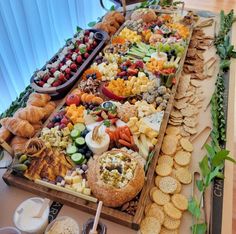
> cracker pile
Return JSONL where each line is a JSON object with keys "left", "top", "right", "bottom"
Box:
{"left": 183, "top": 28, "right": 214, "bottom": 80}
{"left": 169, "top": 73, "right": 203, "bottom": 137}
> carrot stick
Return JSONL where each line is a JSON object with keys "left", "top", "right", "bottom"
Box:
{"left": 124, "top": 127, "right": 131, "bottom": 138}
{"left": 121, "top": 133, "right": 131, "bottom": 142}
{"left": 130, "top": 136, "right": 134, "bottom": 146}
{"left": 114, "top": 130, "right": 119, "bottom": 141}
{"left": 118, "top": 139, "right": 132, "bottom": 148}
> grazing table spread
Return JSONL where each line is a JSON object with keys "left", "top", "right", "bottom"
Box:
{"left": 0, "top": 2, "right": 236, "bottom": 234}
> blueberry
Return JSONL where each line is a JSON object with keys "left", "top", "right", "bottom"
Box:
{"left": 86, "top": 74, "right": 91, "bottom": 79}
{"left": 123, "top": 76, "right": 128, "bottom": 80}
{"left": 81, "top": 129, "right": 89, "bottom": 137}
{"left": 82, "top": 164, "right": 88, "bottom": 171}
{"left": 78, "top": 148, "right": 86, "bottom": 154}
{"left": 52, "top": 117, "right": 57, "bottom": 123}
{"left": 55, "top": 116, "right": 61, "bottom": 122}
{"left": 122, "top": 65, "right": 127, "bottom": 71}
{"left": 85, "top": 150, "right": 93, "bottom": 159}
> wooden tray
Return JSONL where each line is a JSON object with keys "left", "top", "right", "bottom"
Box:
{"left": 3, "top": 13, "right": 194, "bottom": 230}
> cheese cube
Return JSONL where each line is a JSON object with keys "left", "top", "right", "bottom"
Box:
{"left": 72, "top": 175, "right": 82, "bottom": 184}
{"left": 65, "top": 176, "right": 73, "bottom": 184}
{"left": 83, "top": 188, "right": 91, "bottom": 196}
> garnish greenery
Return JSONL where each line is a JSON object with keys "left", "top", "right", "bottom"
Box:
{"left": 189, "top": 10, "right": 236, "bottom": 234}
{"left": 188, "top": 145, "right": 236, "bottom": 234}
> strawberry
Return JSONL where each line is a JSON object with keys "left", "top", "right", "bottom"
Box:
{"left": 50, "top": 68, "right": 57, "bottom": 74}
{"left": 93, "top": 41, "right": 97, "bottom": 47}
{"left": 70, "top": 63, "right": 77, "bottom": 71}
{"left": 125, "top": 60, "right": 132, "bottom": 66}
{"left": 65, "top": 73, "right": 70, "bottom": 79}
{"left": 110, "top": 118, "right": 118, "bottom": 124}
{"left": 84, "top": 52, "right": 89, "bottom": 59}
{"left": 65, "top": 68, "right": 71, "bottom": 74}
{"left": 94, "top": 116, "right": 103, "bottom": 122}
{"left": 52, "top": 80, "right": 62, "bottom": 87}
{"left": 76, "top": 55, "right": 83, "bottom": 64}
{"left": 43, "top": 74, "right": 50, "bottom": 82}
{"left": 135, "top": 60, "right": 144, "bottom": 69}
{"left": 84, "top": 30, "right": 90, "bottom": 36}
{"left": 117, "top": 71, "right": 126, "bottom": 77}
{"left": 127, "top": 68, "right": 138, "bottom": 76}
{"left": 38, "top": 81, "right": 45, "bottom": 87}
{"left": 84, "top": 36, "right": 89, "bottom": 43}
{"left": 58, "top": 73, "right": 66, "bottom": 82}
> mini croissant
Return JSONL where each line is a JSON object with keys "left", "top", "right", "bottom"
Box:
{"left": 14, "top": 106, "right": 45, "bottom": 124}
{"left": 10, "top": 136, "right": 28, "bottom": 155}
{"left": 27, "top": 93, "right": 51, "bottom": 107}
{"left": 0, "top": 117, "right": 35, "bottom": 138}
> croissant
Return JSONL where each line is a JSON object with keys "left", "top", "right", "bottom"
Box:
{"left": 0, "top": 127, "right": 13, "bottom": 142}
{"left": 43, "top": 101, "right": 56, "bottom": 119}
{"left": 32, "top": 122, "right": 43, "bottom": 132}
{"left": 10, "top": 136, "right": 28, "bottom": 155}
{"left": 0, "top": 117, "right": 35, "bottom": 138}
{"left": 14, "top": 106, "right": 45, "bottom": 124}
{"left": 27, "top": 93, "right": 51, "bottom": 107}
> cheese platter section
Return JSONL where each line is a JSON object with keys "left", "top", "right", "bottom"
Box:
{"left": 3, "top": 7, "right": 195, "bottom": 230}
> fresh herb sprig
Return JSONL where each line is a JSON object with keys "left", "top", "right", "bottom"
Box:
{"left": 0, "top": 85, "right": 33, "bottom": 119}
{"left": 188, "top": 144, "right": 236, "bottom": 234}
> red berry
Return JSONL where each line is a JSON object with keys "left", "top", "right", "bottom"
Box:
{"left": 65, "top": 73, "right": 70, "bottom": 79}
{"left": 84, "top": 30, "right": 90, "bottom": 36}
{"left": 117, "top": 71, "right": 126, "bottom": 77}
{"left": 76, "top": 40, "right": 81, "bottom": 45}
{"left": 52, "top": 80, "right": 62, "bottom": 87}
{"left": 75, "top": 49, "right": 79, "bottom": 53}
{"left": 84, "top": 37, "right": 89, "bottom": 43}
{"left": 93, "top": 41, "right": 97, "bottom": 47}
{"left": 61, "top": 116, "right": 69, "bottom": 125}
{"left": 58, "top": 73, "right": 66, "bottom": 82}
{"left": 84, "top": 52, "right": 89, "bottom": 59}
{"left": 70, "top": 63, "right": 77, "bottom": 71}
{"left": 38, "top": 81, "right": 45, "bottom": 87}
{"left": 58, "top": 63, "right": 63, "bottom": 68}
{"left": 87, "top": 45, "right": 92, "bottom": 51}
{"left": 76, "top": 55, "right": 83, "bottom": 64}
{"left": 65, "top": 68, "right": 71, "bottom": 74}
{"left": 50, "top": 68, "right": 57, "bottom": 74}
{"left": 43, "top": 74, "right": 50, "bottom": 82}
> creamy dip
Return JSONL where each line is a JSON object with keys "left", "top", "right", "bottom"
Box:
{"left": 14, "top": 197, "right": 49, "bottom": 234}
{"left": 46, "top": 217, "right": 79, "bottom": 234}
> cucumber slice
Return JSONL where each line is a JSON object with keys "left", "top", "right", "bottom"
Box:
{"left": 66, "top": 145, "right": 78, "bottom": 155}
{"left": 74, "top": 123, "right": 85, "bottom": 132}
{"left": 71, "top": 153, "right": 84, "bottom": 164}
{"left": 70, "top": 129, "right": 80, "bottom": 139}
{"left": 75, "top": 137, "right": 85, "bottom": 147}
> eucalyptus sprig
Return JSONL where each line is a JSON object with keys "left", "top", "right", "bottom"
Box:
{"left": 188, "top": 144, "right": 236, "bottom": 234}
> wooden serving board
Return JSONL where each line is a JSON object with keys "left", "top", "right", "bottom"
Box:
{"left": 3, "top": 11, "right": 193, "bottom": 230}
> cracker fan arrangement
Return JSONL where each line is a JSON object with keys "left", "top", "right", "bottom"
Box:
{"left": 1, "top": 5, "right": 235, "bottom": 234}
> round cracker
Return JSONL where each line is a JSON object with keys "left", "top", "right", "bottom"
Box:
{"left": 173, "top": 162, "right": 189, "bottom": 170}
{"left": 174, "top": 150, "right": 191, "bottom": 166}
{"left": 163, "top": 215, "right": 181, "bottom": 230}
{"left": 173, "top": 180, "right": 182, "bottom": 194}
{"left": 161, "top": 135, "right": 178, "bottom": 155}
{"left": 163, "top": 202, "right": 182, "bottom": 220}
{"left": 155, "top": 176, "right": 163, "bottom": 187}
{"left": 152, "top": 189, "right": 170, "bottom": 206}
{"left": 156, "top": 163, "right": 172, "bottom": 176}
{"left": 158, "top": 155, "right": 174, "bottom": 167}
{"left": 150, "top": 186, "right": 158, "bottom": 198}
{"left": 146, "top": 204, "right": 165, "bottom": 224}
{"left": 166, "top": 126, "right": 180, "bottom": 135}
{"left": 180, "top": 138, "right": 193, "bottom": 152}
{"left": 140, "top": 217, "right": 161, "bottom": 234}
{"left": 171, "top": 194, "right": 188, "bottom": 211}
{"left": 160, "top": 227, "right": 179, "bottom": 234}
{"left": 159, "top": 176, "right": 178, "bottom": 194}
{"left": 175, "top": 168, "right": 192, "bottom": 184}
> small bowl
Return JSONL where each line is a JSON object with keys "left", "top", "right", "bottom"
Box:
{"left": 0, "top": 227, "right": 21, "bottom": 234}
{"left": 101, "top": 83, "right": 126, "bottom": 101}
{"left": 45, "top": 216, "right": 80, "bottom": 234}
{"left": 82, "top": 218, "right": 106, "bottom": 234}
